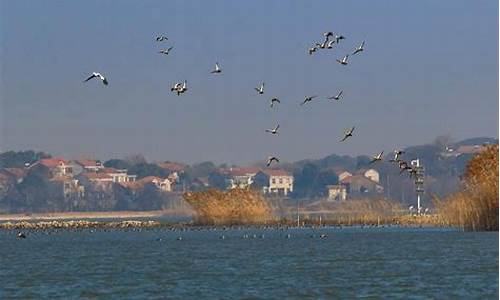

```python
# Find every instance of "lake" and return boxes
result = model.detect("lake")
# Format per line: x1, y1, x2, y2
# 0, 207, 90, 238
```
0, 227, 497, 299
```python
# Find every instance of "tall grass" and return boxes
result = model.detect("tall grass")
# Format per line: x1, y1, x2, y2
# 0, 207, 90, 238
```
183, 188, 273, 225
438, 145, 498, 231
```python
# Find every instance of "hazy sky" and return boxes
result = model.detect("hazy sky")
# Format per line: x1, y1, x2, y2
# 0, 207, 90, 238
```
1, 1, 498, 165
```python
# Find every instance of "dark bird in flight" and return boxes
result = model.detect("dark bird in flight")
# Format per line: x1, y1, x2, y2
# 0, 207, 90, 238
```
340, 126, 355, 142
327, 90, 343, 101
158, 47, 173, 55
300, 95, 317, 106
270, 98, 281, 108
210, 62, 222, 74
255, 82, 265, 94
370, 151, 384, 163
266, 156, 279, 167
265, 124, 280, 135
336, 55, 349, 65
352, 41, 365, 55
156, 36, 168, 41
83, 72, 108, 85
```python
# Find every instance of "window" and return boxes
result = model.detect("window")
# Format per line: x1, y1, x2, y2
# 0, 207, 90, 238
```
272, 178, 276, 184
279, 178, 283, 184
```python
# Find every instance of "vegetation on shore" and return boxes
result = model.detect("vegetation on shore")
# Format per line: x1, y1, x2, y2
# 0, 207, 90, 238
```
437, 145, 498, 231
183, 188, 274, 225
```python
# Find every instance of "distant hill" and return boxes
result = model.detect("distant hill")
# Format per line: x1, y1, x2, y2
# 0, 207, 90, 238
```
452, 137, 498, 147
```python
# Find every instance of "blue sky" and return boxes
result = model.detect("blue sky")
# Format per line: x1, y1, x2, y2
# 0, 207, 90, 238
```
1, 0, 498, 164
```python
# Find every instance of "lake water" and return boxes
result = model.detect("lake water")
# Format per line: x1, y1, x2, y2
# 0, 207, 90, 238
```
0, 227, 498, 299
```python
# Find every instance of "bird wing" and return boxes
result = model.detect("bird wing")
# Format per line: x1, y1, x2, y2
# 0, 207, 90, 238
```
102, 77, 108, 85
167, 46, 173, 51
275, 124, 280, 131
83, 74, 97, 82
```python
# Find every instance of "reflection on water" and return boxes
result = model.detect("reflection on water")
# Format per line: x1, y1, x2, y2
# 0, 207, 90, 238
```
0, 227, 498, 299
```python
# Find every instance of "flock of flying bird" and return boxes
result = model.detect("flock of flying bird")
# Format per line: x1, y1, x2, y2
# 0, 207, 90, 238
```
82, 31, 417, 178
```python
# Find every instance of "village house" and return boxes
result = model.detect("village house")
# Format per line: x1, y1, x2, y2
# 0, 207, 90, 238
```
356, 168, 380, 183
337, 171, 352, 182
254, 169, 294, 196
224, 167, 260, 189
36, 158, 75, 178
74, 159, 105, 173
326, 184, 347, 201
120, 176, 173, 194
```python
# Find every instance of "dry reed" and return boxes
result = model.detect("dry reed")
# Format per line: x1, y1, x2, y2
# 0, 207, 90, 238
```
183, 188, 274, 225
438, 145, 498, 231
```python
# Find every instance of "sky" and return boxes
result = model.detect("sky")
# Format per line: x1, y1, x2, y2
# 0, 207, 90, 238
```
1, 0, 498, 165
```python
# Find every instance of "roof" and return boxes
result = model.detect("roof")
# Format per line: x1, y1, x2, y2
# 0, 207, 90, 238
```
81, 172, 113, 180
38, 158, 68, 168
262, 169, 292, 177
355, 168, 378, 175
100, 167, 128, 174
74, 159, 102, 167
227, 167, 261, 176
455, 145, 487, 154
348, 174, 381, 187
156, 162, 187, 172
3, 168, 26, 180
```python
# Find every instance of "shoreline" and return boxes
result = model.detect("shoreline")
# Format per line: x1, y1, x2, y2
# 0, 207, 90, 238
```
0, 210, 192, 222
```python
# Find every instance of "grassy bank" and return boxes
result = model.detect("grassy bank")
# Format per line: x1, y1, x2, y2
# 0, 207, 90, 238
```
437, 145, 498, 231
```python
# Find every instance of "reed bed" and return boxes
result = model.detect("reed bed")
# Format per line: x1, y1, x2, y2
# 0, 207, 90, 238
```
438, 145, 498, 231
183, 188, 274, 225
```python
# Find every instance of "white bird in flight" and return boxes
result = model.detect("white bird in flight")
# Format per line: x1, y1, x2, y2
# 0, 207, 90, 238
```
158, 47, 173, 55
352, 41, 365, 55
83, 72, 108, 85
172, 80, 187, 95
266, 156, 279, 167
327, 90, 343, 101
265, 124, 280, 135
156, 36, 168, 41
370, 151, 384, 163
340, 126, 355, 142
211, 62, 222, 74
326, 40, 335, 49
300, 95, 317, 106
270, 98, 280, 108
255, 82, 265, 94
336, 55, 349, 65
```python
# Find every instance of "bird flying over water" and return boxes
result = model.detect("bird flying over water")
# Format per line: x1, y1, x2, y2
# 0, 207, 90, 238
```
340, 126, 355, 142
336, 55, 349, 65
83, 72, 108, 85
352, 41, 365, 55
270, 98, 280, 108
255, 82, 265, 94
265, 124, 280, 135
171, 82, 182, 92
327, 90, 343, 101
300, 95, 317, 106
156, 36, 168, 41
158, 47, 173, 55
370, 151, 384, 163
211, 62, 222, 74
266, 156, 279, 167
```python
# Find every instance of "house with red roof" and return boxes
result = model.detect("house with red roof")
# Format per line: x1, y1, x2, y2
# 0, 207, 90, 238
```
36, 158, 74, 178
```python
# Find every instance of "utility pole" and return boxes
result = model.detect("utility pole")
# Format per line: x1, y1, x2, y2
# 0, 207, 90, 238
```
410, 159, 425, 215
296, 198, 300, 227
